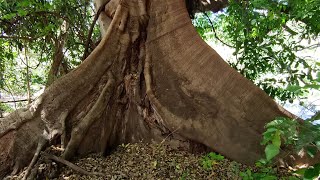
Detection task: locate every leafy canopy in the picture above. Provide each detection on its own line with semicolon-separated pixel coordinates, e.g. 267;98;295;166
0;0;100;107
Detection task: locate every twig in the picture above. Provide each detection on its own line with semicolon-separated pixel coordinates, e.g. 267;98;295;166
42;152;104;176
18;53;40;70
202;11;234;48
0;99;30;103
159;127;181;146
0;35;38;41
82;0;111;60
22;138;47;180
3;81;17;109
153;127;181;156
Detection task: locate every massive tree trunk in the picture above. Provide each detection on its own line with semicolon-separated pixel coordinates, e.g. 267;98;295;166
0;0;311;178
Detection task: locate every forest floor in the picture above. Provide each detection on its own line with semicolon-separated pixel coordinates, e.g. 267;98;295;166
7;142;294;180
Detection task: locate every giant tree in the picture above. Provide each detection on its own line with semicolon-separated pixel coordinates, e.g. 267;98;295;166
0;0;317;178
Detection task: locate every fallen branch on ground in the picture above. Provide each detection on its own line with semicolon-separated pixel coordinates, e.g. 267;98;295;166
42;152;105;176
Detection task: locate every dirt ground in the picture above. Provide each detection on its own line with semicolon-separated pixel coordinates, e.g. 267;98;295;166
5;142;293;180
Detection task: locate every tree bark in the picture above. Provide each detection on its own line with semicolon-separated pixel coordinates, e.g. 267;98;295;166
46;23;69;87
24;46;32;104
0;0;314;178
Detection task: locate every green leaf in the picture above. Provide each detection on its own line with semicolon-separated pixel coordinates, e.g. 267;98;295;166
304;167;320;179
262;128;278;145
2;13;16;20
288;176;300;180
295;168;307;176
17;9;27;16
258;175;277;180
306;146;318;158
208;152;224;161
265;144;280;161
272;130;281;148
286;85;301;92
304;84;320;90
316;72;320;82
18;0;31;7
255;159;267;167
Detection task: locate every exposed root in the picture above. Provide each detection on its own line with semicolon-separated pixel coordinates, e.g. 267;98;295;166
0;108;33;139
22;137;47;180
42;152;104;176
20;109;68;179
60;111;69;149
26;161;40;180
62;71;115;159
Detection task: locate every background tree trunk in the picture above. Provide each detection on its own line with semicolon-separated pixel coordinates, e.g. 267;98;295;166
0;0;308;178
46;22;69;87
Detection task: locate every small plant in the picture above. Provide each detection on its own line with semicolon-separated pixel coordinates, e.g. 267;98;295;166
294;163;320;180
0;102;13;116
257;116;320;179
200;152;224;170
180;169;189;180
240;160;277;180
240;169;254;180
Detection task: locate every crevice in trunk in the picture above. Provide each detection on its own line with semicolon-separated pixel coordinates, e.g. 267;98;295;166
0;0;317;178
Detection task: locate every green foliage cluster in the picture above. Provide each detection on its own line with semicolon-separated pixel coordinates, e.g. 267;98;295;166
239;166;278;180
200;152;225;170
238;74;320;179
240;116;320;179
0;0;99;103
262;117;320;179
0;102;13;116
193;0;320;101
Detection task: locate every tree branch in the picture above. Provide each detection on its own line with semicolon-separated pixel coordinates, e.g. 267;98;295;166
82;0;111;61
0;35;39;41
0;99;30;103
10;11;70;24
202;11;235;48
42;152;104;176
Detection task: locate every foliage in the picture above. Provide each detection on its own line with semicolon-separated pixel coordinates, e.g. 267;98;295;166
180;170;189;180
0;0;100;107
200;152;224;170
294;164;320;180
0;102;13;115
258;115;320;179
286;70;320;95
192;12;215;40
239;167;277;180
194;9;320;179
193;0;320;101
263;117;320;157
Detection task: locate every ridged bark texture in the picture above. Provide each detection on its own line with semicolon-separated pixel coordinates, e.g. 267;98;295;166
0;0;312;178
145;0;295;164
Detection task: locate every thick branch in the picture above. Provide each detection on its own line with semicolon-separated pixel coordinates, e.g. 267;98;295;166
42;152;104;176
82;0;111;60
46;30;68;87
0;108;34;139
